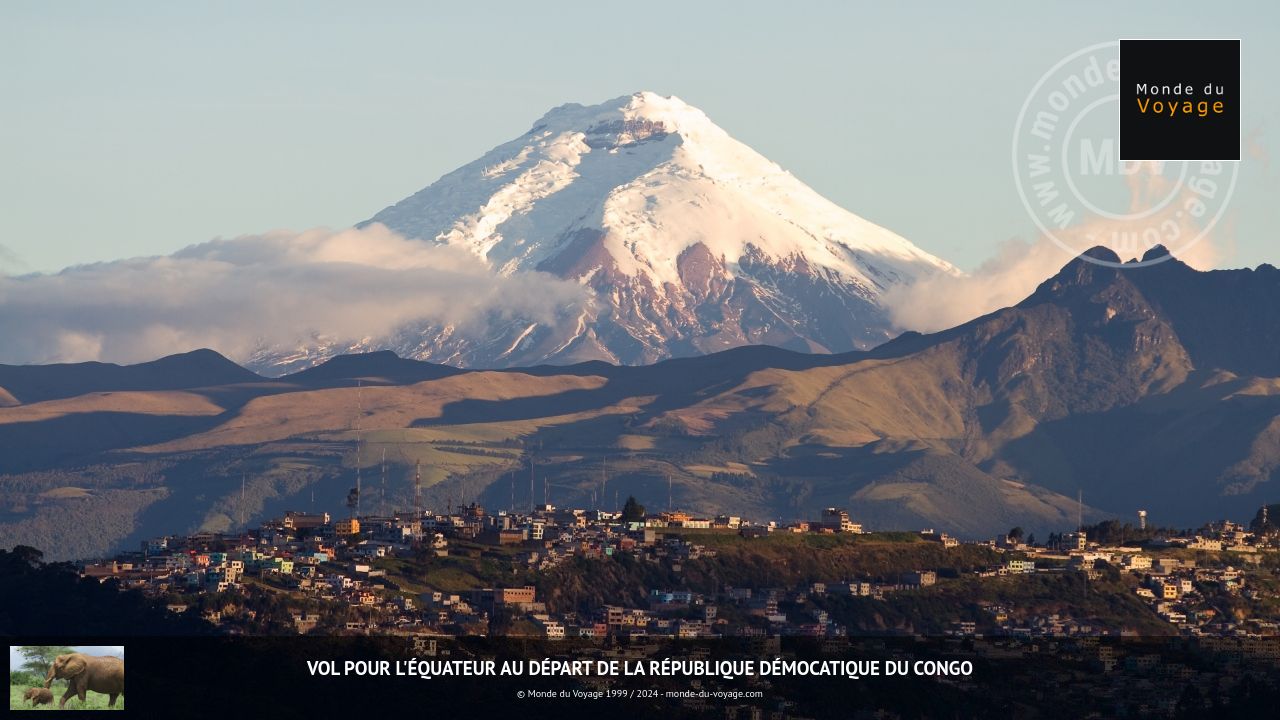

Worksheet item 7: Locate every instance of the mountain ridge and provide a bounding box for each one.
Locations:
[250,91,956,374]
[0,348,261,405]
[3,248,1280,559]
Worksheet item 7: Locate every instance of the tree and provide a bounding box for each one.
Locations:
[1026,533,1037,546]
[18,645,75,678]
[621,496,646,523]
[10,545,44,567]
[10,668,42,686]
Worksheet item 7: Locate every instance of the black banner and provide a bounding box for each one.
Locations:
[9,635,1280,719]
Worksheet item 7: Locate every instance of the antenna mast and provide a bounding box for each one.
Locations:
[380,448,387,517]
[354,380,363,518]
[240,472,246,527]
[413,459,421,521]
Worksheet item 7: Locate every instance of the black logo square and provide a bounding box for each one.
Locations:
[1120,39,1240,161]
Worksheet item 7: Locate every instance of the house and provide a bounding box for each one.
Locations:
[283,512,330,531]
[920,530,959,547]
[1121,554,1152,570]
[818,508,862,534]
[901,571,937,588]
[659,511,692,526]
[472,586,537,609]
[292,612,319,634]
[572,623,607,639]
[714,515,742,529]
[531,615,565,640]
[411,636,439,655]
[1188,536,1223,551]
[1005,559,1036,574]
[354,542,389,558]
[1061,532,1088,551]
[677,620,708,638]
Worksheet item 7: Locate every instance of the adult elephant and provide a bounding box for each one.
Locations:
[44,652,125,709]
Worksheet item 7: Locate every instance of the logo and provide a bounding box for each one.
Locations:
[1012,41,1238,268]
[1120,39,1240,161]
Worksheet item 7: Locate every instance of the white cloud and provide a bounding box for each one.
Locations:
[0,224,588,366]
[884,165,1232,334]
[882,237,1067,333]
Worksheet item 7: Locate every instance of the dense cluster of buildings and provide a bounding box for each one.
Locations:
[973,520,1280,639]
[76,500,1280,641]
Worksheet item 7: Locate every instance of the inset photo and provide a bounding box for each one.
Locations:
[9,646,124,711]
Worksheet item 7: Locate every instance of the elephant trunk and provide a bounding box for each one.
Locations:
[44,666,55,688]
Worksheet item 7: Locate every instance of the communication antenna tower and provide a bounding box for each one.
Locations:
[413,460,422,521]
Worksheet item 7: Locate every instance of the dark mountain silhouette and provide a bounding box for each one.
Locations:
[282,350,466,387]
[0,348,261,404]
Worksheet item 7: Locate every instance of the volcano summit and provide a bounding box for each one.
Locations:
[253,92,956,373]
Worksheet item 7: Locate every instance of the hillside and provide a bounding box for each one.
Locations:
[1,247,1279,559]
[0,349,261,404]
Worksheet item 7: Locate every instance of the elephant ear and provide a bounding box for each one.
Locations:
[63,655,88,678]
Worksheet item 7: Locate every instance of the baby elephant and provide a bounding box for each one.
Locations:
[23,686,55,707]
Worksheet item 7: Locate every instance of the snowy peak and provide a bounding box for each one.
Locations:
[367,91,952,287]
[265,92,962,371]
[532,92,721,148]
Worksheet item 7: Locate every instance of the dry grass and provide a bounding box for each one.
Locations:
[655,351,971,447]
[0,390,225,425]
[137,372,609,452]
[38,486,93,499]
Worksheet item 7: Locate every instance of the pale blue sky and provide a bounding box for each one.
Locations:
[2,1,1277,273]
[9,645,125,671]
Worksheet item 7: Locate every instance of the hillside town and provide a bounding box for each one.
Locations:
[74,498,1280,646]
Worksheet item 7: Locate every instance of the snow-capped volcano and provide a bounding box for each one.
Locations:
[256,92,956,372]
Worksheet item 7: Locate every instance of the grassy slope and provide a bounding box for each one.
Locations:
[533,533,1003,615]
[138,372,610,452]
[0,390,225,426]
[9,684,123,710]
[3,313,1279,559]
